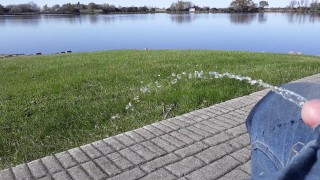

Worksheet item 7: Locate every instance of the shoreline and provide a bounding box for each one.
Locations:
[1,10,319,16]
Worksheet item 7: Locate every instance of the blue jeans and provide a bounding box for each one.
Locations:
[247,82,320,179]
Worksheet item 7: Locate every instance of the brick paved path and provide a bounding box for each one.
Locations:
[1,74,319,180]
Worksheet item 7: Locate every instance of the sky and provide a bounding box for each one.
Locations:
[1,0,291,8]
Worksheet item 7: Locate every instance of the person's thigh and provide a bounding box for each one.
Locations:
[246,82,320,177]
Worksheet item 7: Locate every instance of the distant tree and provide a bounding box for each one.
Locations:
[138,6,148,12]
[149,7,156,13]
[0,4,4,14]
[42,4,49,12]
[169,1,194,11]
[127,6,138,12]
[87,2,97,13]
[259,1,269,8]
[310,0,320,10]
[230,0,255,12]
[62,3,79,13]
[102,3,116,13]
[289,0,298,8]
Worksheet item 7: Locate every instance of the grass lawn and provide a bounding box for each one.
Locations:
[1,50,320,169]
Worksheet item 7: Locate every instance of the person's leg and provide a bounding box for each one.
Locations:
[246,82,320,177]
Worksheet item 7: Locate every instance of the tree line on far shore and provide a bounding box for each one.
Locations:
[0,0,320,15]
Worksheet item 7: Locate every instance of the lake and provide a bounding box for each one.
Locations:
[1,13,320,55]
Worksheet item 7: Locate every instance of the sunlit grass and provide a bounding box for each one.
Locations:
[1,50,320,169]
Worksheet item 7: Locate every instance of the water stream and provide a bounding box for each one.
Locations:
[207,71,307,107]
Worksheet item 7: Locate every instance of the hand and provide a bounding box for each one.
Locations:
[301,99,320,128]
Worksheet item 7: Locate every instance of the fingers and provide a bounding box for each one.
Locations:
[301,99,320,128]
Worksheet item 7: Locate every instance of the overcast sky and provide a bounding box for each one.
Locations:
[1,0,291,8]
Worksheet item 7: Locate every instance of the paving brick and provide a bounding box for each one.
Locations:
[130,144,157,161]
[0,169,14,180]
[175,115,197,124]
[165,156,204,177]
[216,104,234,111]
[208,118,233,128]
[141,153,180,173]
[92,140,114,155]
[151,137,178,152]
[38,175,52,180]
[95,156,121,176]
[230,147,251,163]
[115,133,136,146]
[209,106,229,113]
[141,141,167,156]
[197,109,217,117]
[67,165,90,180]
[216,115,240,126]
[174,142,208,158]
[240,160,251,175]
[141,168,176,180]
[68,147,90,163]
[225,114,245,124]
[201,120,226,131]
[41,155,64,174]
[226,124,247,137]
[52,171,72,180]
[182,113,203,122]
[218,169,250,180]
[104,137,126,151]
[161,120,180,130]
[55,151,77,169]
[80,144,102,159]
[194,123,219,135]
[27,159,47,179]
[134,128,156,139]
[227,133,250,150]
[12,164,32,179]
[203,107,224,116]
[160,134,186,148]
[202,131,233,146]
[125,131,145,142]
[186,156,241,180]
[187,126,211,138]
[107,152,134,170]
[178,177,188,180]
[143,125,165,136]
[152,122,174,133]
[170,131,195,144]
[178,129,203,141]
[119,148,145,165]
[108,167,146,180]
[190,111,210,120]
[196,143,234,164]
[167,118,190,127]
[82,161,107,179]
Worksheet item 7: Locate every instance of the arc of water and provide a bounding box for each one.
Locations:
[208,71,307,107]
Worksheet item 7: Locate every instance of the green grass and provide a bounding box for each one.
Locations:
[1,50,320,169]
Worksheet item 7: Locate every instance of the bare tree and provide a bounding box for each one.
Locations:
[289,0,298,8]
[259,1,269,8]
[230,0,255,12]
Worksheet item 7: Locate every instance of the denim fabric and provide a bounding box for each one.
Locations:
[247,82,320,179]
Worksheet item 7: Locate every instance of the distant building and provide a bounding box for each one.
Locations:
[189,8,196,12]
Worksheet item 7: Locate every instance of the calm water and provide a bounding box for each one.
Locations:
[1,13,320,55]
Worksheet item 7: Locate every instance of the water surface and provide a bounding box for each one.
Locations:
[1,13,320,55]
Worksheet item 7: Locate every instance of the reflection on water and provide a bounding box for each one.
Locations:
[285,12,320,24]
[0,15,41,26]
[229,13,257,24]
[170,14,196,24]
[0,13,320,55]
[1,13,319,26]
[258,13,267,23]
